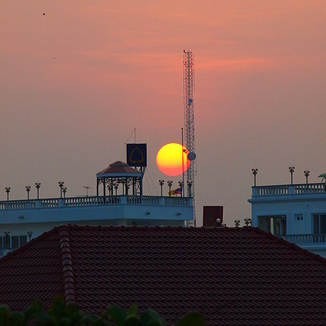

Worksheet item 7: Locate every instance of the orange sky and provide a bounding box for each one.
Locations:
[1,1,326,226]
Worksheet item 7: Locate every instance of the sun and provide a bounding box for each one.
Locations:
[156,143,190,176]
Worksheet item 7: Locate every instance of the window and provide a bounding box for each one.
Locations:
[295,215,303,221]
[20,235,27,246]
[273,216,287,236]
[12,236,19,249]
[313,214,326,234]
[4,234,10,249]
[1,234,29,250]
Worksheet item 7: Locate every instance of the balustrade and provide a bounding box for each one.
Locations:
[253,183,326,197]
[282,233,326,245]
[0,195,191,211]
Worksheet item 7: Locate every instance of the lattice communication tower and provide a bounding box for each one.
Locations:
[183,50,196,227]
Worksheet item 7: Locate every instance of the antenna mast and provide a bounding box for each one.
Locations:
[183,50,196,227]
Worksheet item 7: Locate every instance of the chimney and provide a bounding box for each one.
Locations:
[203,206,223,227]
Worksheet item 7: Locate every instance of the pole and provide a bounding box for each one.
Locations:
[182,128,185,197]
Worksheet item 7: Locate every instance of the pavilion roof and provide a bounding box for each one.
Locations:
[97,161,142,178]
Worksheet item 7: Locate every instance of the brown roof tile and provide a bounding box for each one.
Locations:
[1,225,326,325]
[97,161,141,175]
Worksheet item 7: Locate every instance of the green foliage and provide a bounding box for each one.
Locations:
[0,296,205,326]
[174,312,205,326]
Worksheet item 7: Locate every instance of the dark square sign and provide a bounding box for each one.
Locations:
[127,143,147,167]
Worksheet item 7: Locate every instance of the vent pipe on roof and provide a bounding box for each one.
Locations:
[203,206,223,227]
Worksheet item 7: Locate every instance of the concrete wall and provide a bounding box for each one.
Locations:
[251,197,326,235]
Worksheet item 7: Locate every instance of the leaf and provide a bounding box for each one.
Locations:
[47,295,67,322]
[34,311,53,326]
[78,314,102,325]
[124,315,142,326]
[174,312,205,326]
[66,310,85,325]
[105,306,127,326]
[140,309,167,326]
[66,303,79,316]
[127,304,138,317]
[0,305,11,326]
[22,305,38,322]
[8,312,25,326]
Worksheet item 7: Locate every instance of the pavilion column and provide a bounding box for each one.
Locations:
[140,178,143,196]
[132,178,135,196]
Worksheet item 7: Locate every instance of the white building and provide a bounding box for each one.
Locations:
[249,172,326,257]
[0,161,193,257]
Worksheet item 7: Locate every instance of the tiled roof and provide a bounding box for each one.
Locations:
[0,230,64,310]
[1,225,326,325]
[97,161,141,175]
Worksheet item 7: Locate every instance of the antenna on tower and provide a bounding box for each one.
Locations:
[183,50,196,227]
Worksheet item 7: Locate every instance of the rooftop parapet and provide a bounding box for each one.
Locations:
[251,183,326,198]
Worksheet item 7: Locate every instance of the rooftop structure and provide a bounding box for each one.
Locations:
[0,159,193,257]
[2,224,326,325]
[249,168,326,257]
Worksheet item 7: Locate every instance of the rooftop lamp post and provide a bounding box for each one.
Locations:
[252,168,258,187]
[35,183,41,199]
[167,180,173,196]
[62,186,67,198]
[304,170,310,184]
[244,218,252,226]
[58,181,64,198]
[25,185,31,200]
[5,187,11,201]
[289,166,295,185]
[159,180,165,196]
[27,231,33,241]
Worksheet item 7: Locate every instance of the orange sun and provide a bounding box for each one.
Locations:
[156,143,190,176]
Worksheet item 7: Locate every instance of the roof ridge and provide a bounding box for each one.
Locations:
[58,225,76,305]
[66,224,231,230]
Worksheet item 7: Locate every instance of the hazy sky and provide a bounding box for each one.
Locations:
[1,1,326,226]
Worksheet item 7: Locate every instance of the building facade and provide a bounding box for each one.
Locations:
[249,181,326,257]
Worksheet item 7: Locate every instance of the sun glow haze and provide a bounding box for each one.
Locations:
[156,143,190,176]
